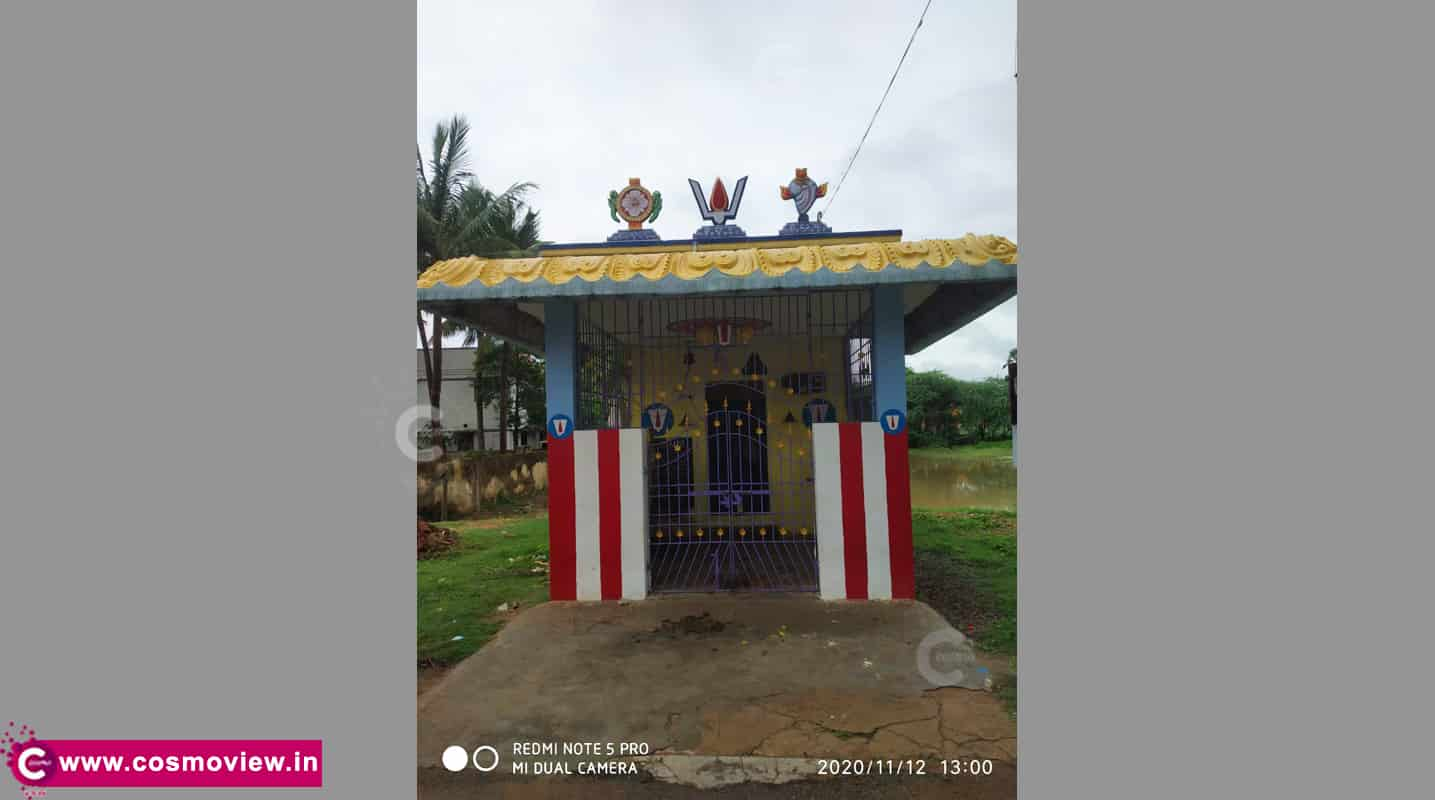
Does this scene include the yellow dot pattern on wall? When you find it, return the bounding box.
[779,527,789,537]
[696,528,705,538]
[655,529,665,539]
[738,528,748,538]
[717,528,725,538]
[676,529,684,539]
[799,527,809,537]
[758,527,768,537]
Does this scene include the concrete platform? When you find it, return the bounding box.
[418,595,1015,792]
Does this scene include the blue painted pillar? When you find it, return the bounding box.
[544,299,577,424]
[873,285,906,416]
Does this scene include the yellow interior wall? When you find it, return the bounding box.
[625,335,853,538]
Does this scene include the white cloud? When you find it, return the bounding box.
[419,0,1016,374]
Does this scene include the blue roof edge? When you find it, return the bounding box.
[417,260,1016,303]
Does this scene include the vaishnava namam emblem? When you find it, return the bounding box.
[688,175,748,241]
[778,167,832,236]
[607,177,663,243]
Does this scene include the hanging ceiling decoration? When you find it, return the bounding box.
[667,317,769,346]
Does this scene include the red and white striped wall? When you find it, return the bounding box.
[547,427,648,601]
[812,422,915,600]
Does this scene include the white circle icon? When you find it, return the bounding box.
[916,628,968,687]
[441,745,468,772]
[472,745,499,772]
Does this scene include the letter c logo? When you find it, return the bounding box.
[18,746,50,781]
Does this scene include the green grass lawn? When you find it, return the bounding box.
[909,440,1013,461]
[417,516,550,665]
[911,508,1016,654]
[418,505,1017,710]
[911,507,1017,715]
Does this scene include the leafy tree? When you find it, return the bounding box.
[958,378,1012,441]
[907,367,962,447]
[509,348,546,447]
[473,338,546,452]
[905,367,1013,447]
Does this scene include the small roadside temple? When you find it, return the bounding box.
[416,171,1017,602]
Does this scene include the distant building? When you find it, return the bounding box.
[416,346,543,451]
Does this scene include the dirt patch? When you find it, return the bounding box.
[462,510,546,528]
[417,664,453,698]
[417,519,458,559]
[644,612,728,639]
[913,550,1004,642]
[922,509,1016,535]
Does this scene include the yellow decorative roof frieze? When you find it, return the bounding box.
[416,234,1017,290]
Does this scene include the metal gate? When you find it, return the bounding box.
[576,290,875,592]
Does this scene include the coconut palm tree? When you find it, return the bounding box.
[416,114,540,449]
[440,174,543,453]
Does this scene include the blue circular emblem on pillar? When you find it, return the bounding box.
[801,398,836,427]
[880,409,907,434]
[547,414,573,440]
[641,403,674,436]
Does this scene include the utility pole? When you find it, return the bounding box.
[1006,351,1017,466]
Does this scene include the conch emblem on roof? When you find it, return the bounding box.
[779,168,832,236]
[780,168,827,222]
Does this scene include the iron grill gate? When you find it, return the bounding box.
[576,290,875,592]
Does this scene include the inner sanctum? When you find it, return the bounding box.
[574,290,875,592]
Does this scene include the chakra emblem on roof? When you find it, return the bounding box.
[688,176,748,241]
[606,177,663,243]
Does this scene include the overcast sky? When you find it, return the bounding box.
[418,0,1015,379]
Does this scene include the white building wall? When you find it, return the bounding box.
[416,347,541,449]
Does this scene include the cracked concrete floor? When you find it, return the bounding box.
[418,595,1014,792]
